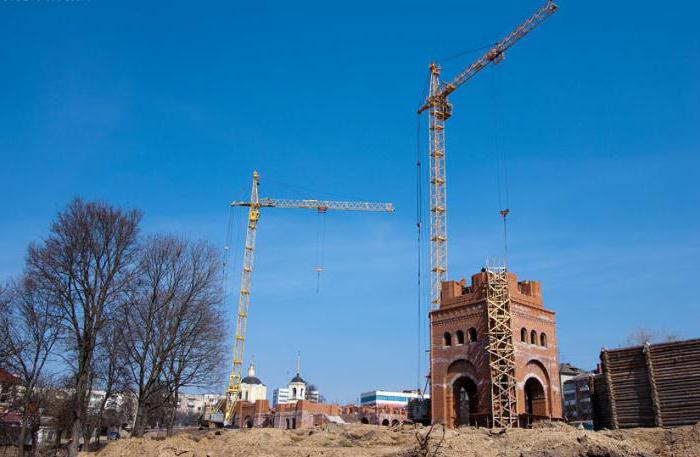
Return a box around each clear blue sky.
[1,0,698,404]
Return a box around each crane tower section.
[418,0,557,311]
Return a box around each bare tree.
[25,198,141,457]
[162,241,226,435]
[0,276,60,457]
[626,327,682,346]
[118,236,225,437]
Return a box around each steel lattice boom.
[223,171,393,424]
[418,1,557,311]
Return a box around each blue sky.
[1,0,698,404]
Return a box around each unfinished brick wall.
[430,270,562,428]
[340,405,408,425]
[272,400,340,429]
[231,399,272,428]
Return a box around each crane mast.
[224,171,393,424]
[418,0,557,311]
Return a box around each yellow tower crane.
[417,0,557,310]
[224,171,394,424]
[417,1,557,428]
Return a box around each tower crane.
[417,0,557,311]
[224,171,394,424]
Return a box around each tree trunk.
[54,428,62,449]
[94,417,102,449]
[17,424,26,457]
[166,390,178,437]
[69,361,91,457]
[30,427,37,457]
[83,426,92,452]
[68,419,80,457]
[131,403,147,438]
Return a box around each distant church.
[241,359,267,402]
[272,355,321,406]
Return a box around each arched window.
[530,330,537,345]
[521,328,528,342]
[540,332,547,347]
[292,387,297,397]
[444,332,452,347]
[456,330,465,345]
[468,327,477,343]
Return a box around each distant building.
[305,387,320,403]
[272,356,323,407]
[177,393,226,415]
[559,363,588,386]
[273,373,307,406]
[241,360,267,403]
[360,390,427,408]
[341,404,407,426]
[559,363,590,423]
[562,372,593,425]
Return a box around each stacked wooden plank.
[592,338,700,429]
[651,339,700,426]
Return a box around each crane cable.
[315,209,327,293]
[416,112,423,394]
[491,67,511,267]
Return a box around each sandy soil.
[86,422,700,457]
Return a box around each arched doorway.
[524,377,547,416]
[382,419,389,426]
[361,417,369,424]
[452,376,478,427]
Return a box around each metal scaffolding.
[485,263,518,428]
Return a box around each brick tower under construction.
[430,268,562,428]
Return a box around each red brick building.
[430,270,562,427]
[340,405,408,426]
[229,399,341,429]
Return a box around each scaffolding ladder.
[485,263,518,428]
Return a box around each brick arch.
[446,359,478,384]
[522,359,552,416]
[442,359,480,427]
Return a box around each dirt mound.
[86,423,700,457]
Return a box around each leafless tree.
[0,276,60,457]
[118,236,225,437]
[626,327,682,346]
[25,198,141,457]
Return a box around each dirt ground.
[86,422,700,457]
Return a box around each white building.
[241,360,267,402]
[177,393,226,414]
[360,390,428,408]
[273,372,306,406]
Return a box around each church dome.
[241,375,263,385]
[242,359,264,385]
[290,373,305,384]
